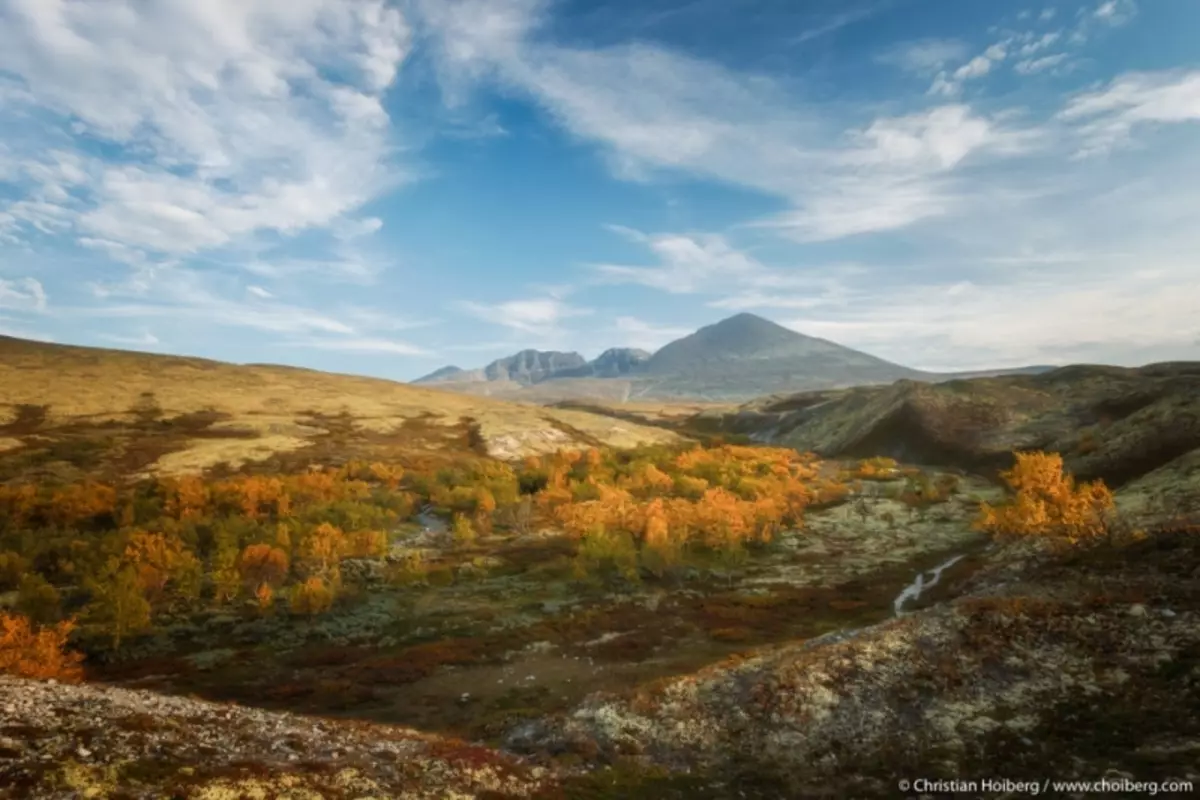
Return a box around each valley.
[0,336,1197,798]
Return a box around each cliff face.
[483,350,588,385]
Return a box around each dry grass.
[0,336,682,478]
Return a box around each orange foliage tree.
[160,475,209,520]
[123,530,198,603]
[236,544,290,594]
[47,481,118,527]
[0,613,84,682]
[975,451,1115,545]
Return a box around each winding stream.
[893,553,968,616]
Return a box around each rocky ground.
[0,675,554,799]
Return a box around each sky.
[0,0,1198,382]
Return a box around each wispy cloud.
[459,296,593,335]
[1059,70,1200,156]
[279,336,431,356]
[0,0,411,290]
[0,277,48,312]
[791,4,883,44]
[876,38,969,74]
[97,330,160,348]
[591,227,761,292]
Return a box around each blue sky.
[0,0,1197,382]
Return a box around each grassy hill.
[0,335,681,483]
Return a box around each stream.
[892,552,969,616]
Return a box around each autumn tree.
[452,513,476,548]
[236,544,290,595]
[47,481,119,528]
[300,522,347,574]
[975,451,1115,545]
[289,576,335,615]
[85,562,152,650]
[160,475,209,520]
[346,529,389,559]
[0,613,84,682]
[123,530,198,604]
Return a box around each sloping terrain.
[513,522,1200,797]
[0,335,680,482]
[0,675,554,799]
[689,362,1200,515]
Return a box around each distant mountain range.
[413,313,1054,403]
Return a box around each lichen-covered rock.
[0,677,554,799]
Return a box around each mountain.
[480,349,585,384]
[412,313,1039,403]
[634,312,925,397]
[554,347,652,379]
[413,364,469,383]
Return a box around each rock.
[1128,604,1148,617]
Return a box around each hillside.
[688,362,1200,522]
[0,335,681,482]
[413,313,1050,403]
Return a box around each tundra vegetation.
[0,358,1196,796]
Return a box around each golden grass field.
[0,336,683,479]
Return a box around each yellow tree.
[236,544,290,595]
[124,530,195,603]
[85,562,152,650]
[0,613,85,682]
[302,522,347,574]
[976,451,1114,545]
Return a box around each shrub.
[15,573,62,624]
[975,450,1114,545]
[290,576,335,615]
[0,613,84,682]
[452,513,476,548]
[236,544,290,593]
[573,526,639,584]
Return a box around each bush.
[573,526,639,584]
[290,577,335,615]
[0,613,84,682]
[975,451,1114,545]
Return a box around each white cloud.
[1018,32,1062,57]
[460,296,593,334]
[0,277,48,311]
[1060,70,1200,155]
[1015,53,1069,75]
[69,264,433,359]
[876,38,969,74]
[281,336,430,356]
[0,0,411,261]
[1093,0,1136,26]
[1040,8,1057,21]
[97,331,160,347]
[592,227,761,292]
[929,40,1012,96]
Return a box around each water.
[893,553,966,616]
